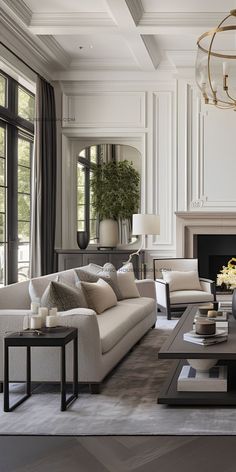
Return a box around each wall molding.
[152,89,176,250]
[61,132,147,249]
[62,91,146,128]
[2,0,32,26]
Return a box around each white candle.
[30,315,42,330]
[49,307,58,316]
[46,316,58,328]
[38,307,48,318]
[223,62,229,76]
[31,301,40,314]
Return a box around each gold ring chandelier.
[196,9,236,110]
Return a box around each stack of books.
[183,328,228,346]
[219,301,232,313]
[177,365,228,392]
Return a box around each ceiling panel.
[24,0,107,13]
[141,0,231,13]
[55,34,133,60]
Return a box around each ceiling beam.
[105,0,160,70]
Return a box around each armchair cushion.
[162,270,202,292]
[170,290,214,305]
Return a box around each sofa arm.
[57,308,102,382]
[155,278,170,309]
[135,279,156,300]
[199,278,216,298]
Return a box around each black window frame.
[0,68,34,285]
[77,145,101,243]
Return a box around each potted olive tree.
[91,160,140,247]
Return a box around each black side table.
[4,327,78,412]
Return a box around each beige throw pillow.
[74,263,122,300]
[80,278,117,314]
[162,270,202,292]
[117,263,140,299]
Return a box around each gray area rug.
[1,318,236,436]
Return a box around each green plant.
[91,160,140,220]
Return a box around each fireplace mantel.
[175,212,236,257]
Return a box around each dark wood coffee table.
[158,305,236,405]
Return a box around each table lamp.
[127,213,160,265]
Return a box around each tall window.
[0,70,34,285]
[77,146,98,243]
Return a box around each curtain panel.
[30,77,57,277]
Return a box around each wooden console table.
[55,249,145,280]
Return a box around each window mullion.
[6,123,18,284]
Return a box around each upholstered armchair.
[153,258,216,320]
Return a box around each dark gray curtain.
[30,77,57,277]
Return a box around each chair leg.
[167,307,172,320]
[90,383,100,394]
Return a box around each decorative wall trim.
[38,36,71,69]
[61,132,147,249]
[152,90,176,249]
[29,12,115,30]
[1,10,53,79]
[62,91,146,128]
[2,0,32,26]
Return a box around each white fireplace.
[176,212,236,258]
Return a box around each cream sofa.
[0,268,157,392]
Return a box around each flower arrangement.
[217,258,236,289]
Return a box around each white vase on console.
[99,219,118,248]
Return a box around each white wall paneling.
[62,91,146,128]
[177,78,236,213]
[60,79,177,257]
[152,89,176,253]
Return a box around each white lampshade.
[132,214,160,236]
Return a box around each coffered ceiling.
[1,0,233,79]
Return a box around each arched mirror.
[77,144,141,246]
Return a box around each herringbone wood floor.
[1,436,236,472]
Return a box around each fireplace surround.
[176,212,236,290]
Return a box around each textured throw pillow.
[57,274,88,308]
[117,263,140,299]
[41,280,87,311]
[29,275,58,302]
[74,263,122,300]
[162,270,202,292]
[80,278,117,314]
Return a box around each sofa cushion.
[117,263,140,299]
[75,263,122,300]
[170,290,214,305]
[80,278,117,314]
[41,281,87,311]
[97,297,155,353]
[162,270,202,292]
